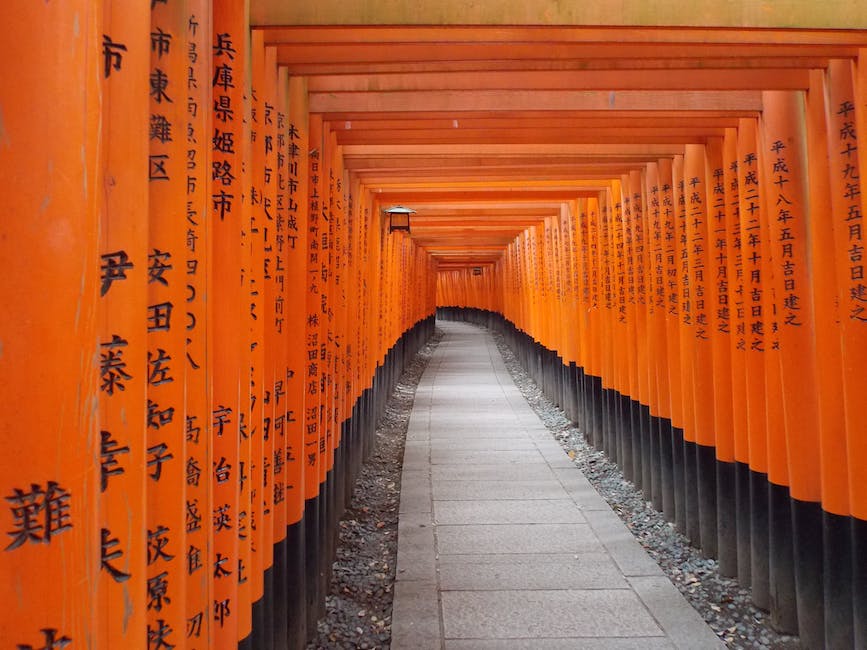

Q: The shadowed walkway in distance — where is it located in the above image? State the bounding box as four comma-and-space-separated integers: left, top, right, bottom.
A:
391, 320, 723, 649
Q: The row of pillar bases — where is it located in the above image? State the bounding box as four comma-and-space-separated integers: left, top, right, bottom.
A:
436, 306, 867, 650
243, 315, 435, 650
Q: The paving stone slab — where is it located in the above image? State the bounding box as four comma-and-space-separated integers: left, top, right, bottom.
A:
429, 438, 539, 451
434, 498, 586, 524
432, 479, 570, 502
390, 580, 442, 650
445, 638, 675, 649
428, 427, 536, 439
430, 449, 546, 465
438, 552, 627, 590
628, 576, 727, 649
583, 508, 665, 577
431, 463, 555, 482
436, 523, 603, 555
395, 512, 437, 583
441, 589, 665, 639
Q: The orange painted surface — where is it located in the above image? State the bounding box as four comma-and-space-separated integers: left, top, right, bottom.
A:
286, 76, 310, 526
660, 157, 684, 429
756, 134, 788, 488
249, 28, 268, 608
645, 163, 669, 421
147, 2, 189, 645
628, 170, 649, 408
687, 144, 716, 447
723, 127, 749, 466
674, 155, 696, 442
305, 114, 325, 499
0, 5, 102, 647
210, 1, 245, 645
736, 118, 769, 475
807, 65, 848, 517
586, 196, 604, 382
705, 137, 734, 462
98, 1, 149, 646
761, 91, 821, 498
834, 52, 867, 519
184, 0, 213, 644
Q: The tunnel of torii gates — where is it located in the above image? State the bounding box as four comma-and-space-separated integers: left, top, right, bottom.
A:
4, 1, 867, 649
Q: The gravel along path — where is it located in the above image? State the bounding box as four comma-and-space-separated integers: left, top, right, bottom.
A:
490, 329, 801, 650
308, 330, 442, 650
311, 323, 799, 649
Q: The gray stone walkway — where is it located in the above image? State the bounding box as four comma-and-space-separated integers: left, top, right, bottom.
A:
391, 320, 724, 649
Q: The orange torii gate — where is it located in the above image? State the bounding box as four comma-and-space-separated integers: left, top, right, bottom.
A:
3, 3, 867, 649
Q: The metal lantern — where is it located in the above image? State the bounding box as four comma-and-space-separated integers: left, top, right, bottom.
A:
384, 205, 415, 233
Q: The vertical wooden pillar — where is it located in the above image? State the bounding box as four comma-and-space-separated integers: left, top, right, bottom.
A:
675, 153, 700, 544
98, 2, 149, 647
586, 197, 605, 449
669, 155, 688, 534
247, 29, 269, 648
762, 89, 826, 644
600, 187, 618, 460
684, 143, 717, 555
830, 54, 867, 647
286, 74, 310, 648
146, 2, 189, 646
235, 19, 254, 647
659, 157, 682, 526
706, 137, 735, 570
210, 1, 245, 644
633, 169, 654, 499
266, 63, 289, 650
620, 176, 639, 485
611, 179, 629, 471
805, 64, 850, 649
736, 117, 770, 610
304, 113, 325, 636
184, 1, 212, 645
646, 162, 668, 513
723, 126, 750, 585
570, 200, 587, 427
0, 5, 102, 647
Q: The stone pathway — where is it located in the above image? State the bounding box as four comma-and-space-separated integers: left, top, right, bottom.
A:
391, 320, 724, 649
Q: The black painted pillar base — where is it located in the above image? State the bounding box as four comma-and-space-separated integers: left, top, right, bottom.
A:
321, 470, 335, 620
649, 411, 663, 511
735, 461, 752, 587
619, 394, 633, 482
672, 426, 686, 535
852, 516, 867, 649
791, 498, 824, 648
659, 418, 675, 522
602, 388, 614, 460
593, 376, 604, 451
304, 495, 321, 641
640, 404, 652, 502
750, 470, 770, 611
251, 587, 265, 650
272, 536, 289, 650
696, 443, 717, 558
768, 482, 797, 633
684, 438, 700, 545
629, 399, 642, 491
262, 560, 275, 650
823, 510, 853, 649
286, 519, 307, 648
716, 459, 737, 577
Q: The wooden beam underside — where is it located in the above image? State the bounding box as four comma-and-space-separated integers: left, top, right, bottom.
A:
260, 24, 867, 266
